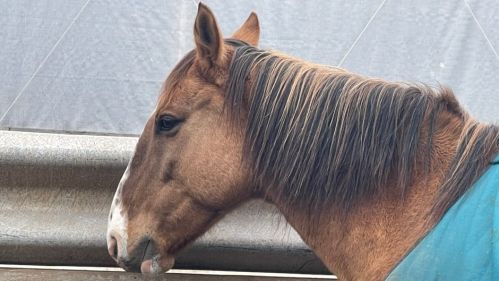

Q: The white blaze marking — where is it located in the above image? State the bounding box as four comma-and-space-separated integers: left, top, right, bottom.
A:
107, 161, 132, 259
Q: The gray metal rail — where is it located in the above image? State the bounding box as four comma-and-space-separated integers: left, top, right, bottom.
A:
0, 267, 334, 281
0, 130, 328, 274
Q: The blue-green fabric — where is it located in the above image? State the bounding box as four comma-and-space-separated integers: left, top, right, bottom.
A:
386, 156, 499, 281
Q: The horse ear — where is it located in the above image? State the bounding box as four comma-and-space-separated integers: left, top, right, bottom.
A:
194, 3, 224, 65
232, 12, 260, 46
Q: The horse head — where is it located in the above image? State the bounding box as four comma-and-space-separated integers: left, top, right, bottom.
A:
106, 3, 259, 273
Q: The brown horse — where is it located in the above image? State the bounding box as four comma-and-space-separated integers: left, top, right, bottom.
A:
107, 3, 499, 280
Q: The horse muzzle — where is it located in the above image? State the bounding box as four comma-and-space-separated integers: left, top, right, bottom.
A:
108, 235, 173, 274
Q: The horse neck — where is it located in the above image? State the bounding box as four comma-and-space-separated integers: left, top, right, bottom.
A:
266, 110, 465, 281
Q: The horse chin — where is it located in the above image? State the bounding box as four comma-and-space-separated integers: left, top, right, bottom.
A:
140, 255, 175, 274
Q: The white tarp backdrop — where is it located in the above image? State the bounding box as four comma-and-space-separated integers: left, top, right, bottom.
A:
0, 0, 497, 135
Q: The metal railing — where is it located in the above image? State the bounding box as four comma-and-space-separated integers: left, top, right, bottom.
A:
0, 130, 328, 274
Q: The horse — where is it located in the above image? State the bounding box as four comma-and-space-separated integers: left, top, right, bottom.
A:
106, 3, 499, 280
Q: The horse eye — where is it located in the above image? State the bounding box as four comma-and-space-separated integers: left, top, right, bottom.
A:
157, 115, 181, 133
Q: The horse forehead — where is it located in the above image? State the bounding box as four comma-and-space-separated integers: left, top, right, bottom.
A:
157, 80, 213, 112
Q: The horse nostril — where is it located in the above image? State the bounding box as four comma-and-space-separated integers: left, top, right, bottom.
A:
108, 235, 118, 261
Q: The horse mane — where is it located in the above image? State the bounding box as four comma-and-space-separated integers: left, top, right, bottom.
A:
223, 40, 499, 218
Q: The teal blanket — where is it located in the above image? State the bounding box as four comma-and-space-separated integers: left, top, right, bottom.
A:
386, 156, 499, 281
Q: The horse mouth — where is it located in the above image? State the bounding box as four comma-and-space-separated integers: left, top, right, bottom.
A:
140, 256, 173, 274
139, 239, 175, 274
142, 239, 153, 260
118, 237, 172, 273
